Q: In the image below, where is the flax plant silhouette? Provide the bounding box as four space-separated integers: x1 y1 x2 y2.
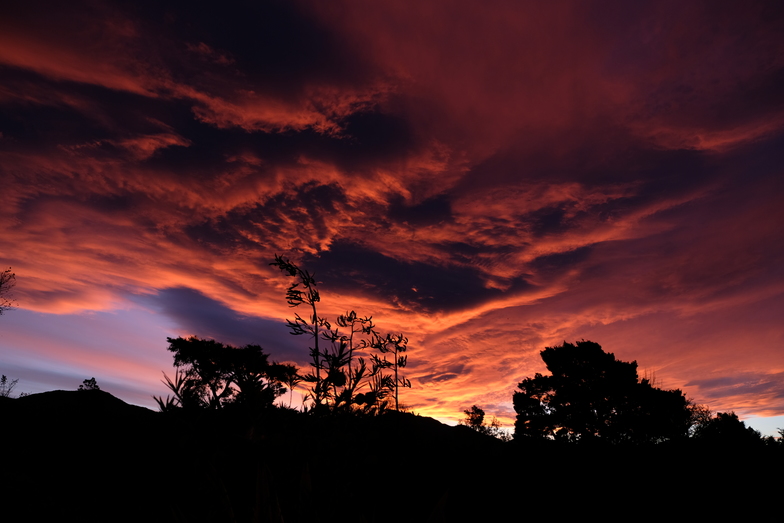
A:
271 255 410 414
0 267 15 315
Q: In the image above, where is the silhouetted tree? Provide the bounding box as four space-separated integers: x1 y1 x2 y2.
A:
771 428 784 447
462 405 486 430
0 267 15 315
281 364 303 408
156 336 294 410
461 405 512 441
0 374 18 398
688 402 714 436
692 411 763 446
513 340 692 444
78 377 100 391
156 368 201 410
271 255 411 414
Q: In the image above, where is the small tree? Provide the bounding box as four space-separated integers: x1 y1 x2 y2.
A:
462 405 487 431
281 366 303 408
78 377 100 391
692 411 764 446
461 405 512 441
0 268 15 315
688 403 713 437
0 375 19 398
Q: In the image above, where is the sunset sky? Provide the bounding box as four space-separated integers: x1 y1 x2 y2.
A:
2 0 783 433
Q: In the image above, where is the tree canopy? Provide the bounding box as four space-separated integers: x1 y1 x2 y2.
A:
513 340 692 444
460 405 511 441
0 267 15 315
155 336 298 411
78 377 100 391
691 411 764 446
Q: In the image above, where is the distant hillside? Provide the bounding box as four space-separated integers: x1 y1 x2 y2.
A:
1 390 165 521
1 390 780 521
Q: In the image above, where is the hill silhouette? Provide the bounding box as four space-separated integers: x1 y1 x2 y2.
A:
1 390 780 521
1 390 166 521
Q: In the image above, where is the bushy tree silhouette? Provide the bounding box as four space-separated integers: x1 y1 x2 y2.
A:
78 377 100 391
513 340 692 444
692 411 763 446
155 336 297 411
460 405 511 441
0 267 16 315
271 255 410 414
462 405 486 429
0 374 18 398
687 402 713 436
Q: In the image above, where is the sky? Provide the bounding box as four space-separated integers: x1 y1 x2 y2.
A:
1 0 783 433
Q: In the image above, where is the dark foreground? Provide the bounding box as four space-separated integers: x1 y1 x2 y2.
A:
1 390 779 522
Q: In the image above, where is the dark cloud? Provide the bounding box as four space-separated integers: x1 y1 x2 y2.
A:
418 373 458 384
303 241 532 314
388 194 452 227
184 219 257 253
134 0 369 91
141 111 416 185
526 206 574 237
686 373 784 402
417 363 470 385
530 247 593 276
185 181 350 252
335 109 414 161
139 287 302 362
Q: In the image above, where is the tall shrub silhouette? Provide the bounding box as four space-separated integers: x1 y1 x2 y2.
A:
154 336 297 411
460 405 511 441
270 255 329 408
271 254 410 413
692 411 763 445
0 267 16 315
78 377 100 391
0 374 18 398
513 340 692 443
